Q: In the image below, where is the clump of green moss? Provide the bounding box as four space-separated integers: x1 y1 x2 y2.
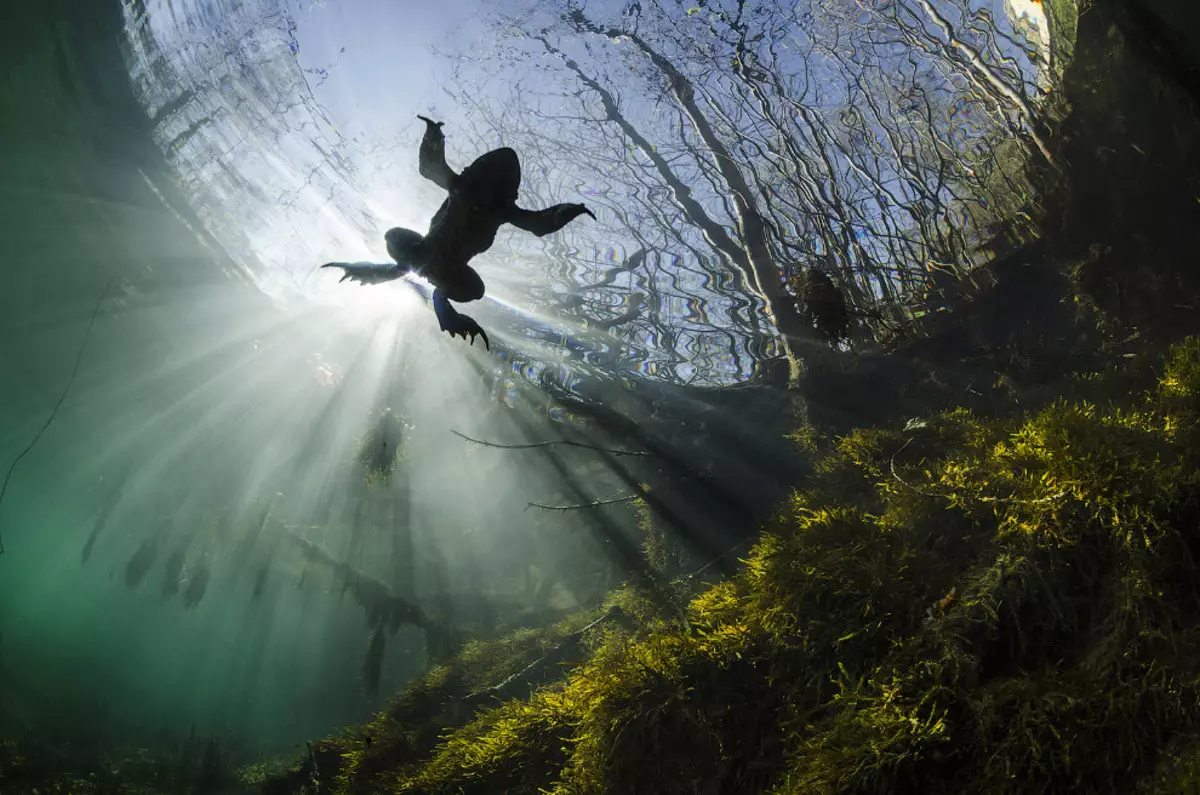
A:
323 605 634 794
284 338 1200 794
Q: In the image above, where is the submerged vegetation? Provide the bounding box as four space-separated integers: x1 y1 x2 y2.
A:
356 408 408 487
0 732 254 795
260 338 1200 794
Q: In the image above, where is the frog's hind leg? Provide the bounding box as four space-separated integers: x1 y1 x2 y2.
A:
432 283 489 350
439 264 485 303
507 203 597 237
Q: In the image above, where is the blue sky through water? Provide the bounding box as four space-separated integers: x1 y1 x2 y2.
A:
120 0 1053 384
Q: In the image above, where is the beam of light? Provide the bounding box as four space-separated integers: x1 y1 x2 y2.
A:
0 0 899 766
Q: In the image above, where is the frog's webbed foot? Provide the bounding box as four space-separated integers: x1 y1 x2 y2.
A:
508 203 596 237
417 114 444 133
433 289 490 350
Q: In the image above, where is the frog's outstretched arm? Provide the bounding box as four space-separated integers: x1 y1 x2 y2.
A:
417 115 459 191
507 203 596 237
320 261 410 286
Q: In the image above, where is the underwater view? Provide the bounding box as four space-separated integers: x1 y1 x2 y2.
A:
2 0 1200 791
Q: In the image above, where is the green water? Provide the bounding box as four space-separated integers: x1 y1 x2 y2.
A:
0 0 392 758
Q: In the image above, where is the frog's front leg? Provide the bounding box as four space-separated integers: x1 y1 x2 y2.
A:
321 261 408 285
417 115 459 191
507 203 596 237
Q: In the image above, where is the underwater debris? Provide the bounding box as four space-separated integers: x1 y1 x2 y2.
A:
252 561 269 600
356 408 408 486
181 560 210 609
363 627 386 696
162 552 184 600
235 505 273 558
124 536 158 589
285 531 443 639
80 527 100 565
81 468 131 565
161 548 185 599
101 276 139 318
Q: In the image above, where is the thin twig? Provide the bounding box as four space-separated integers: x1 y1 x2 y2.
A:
682 536 756 583
452 429 650 457
0 279 115 557
525 495 642 511
976 490 1068 506
889 438 922 493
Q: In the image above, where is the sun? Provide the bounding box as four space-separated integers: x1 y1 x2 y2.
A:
329 277 416 320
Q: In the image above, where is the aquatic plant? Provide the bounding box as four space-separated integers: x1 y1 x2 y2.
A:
355 408 408 487
124 535 159 589
270 337 1200 794
181 558 211 609
162 548 185 599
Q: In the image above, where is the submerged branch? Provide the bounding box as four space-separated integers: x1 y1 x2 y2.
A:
525 495 642 512
284 529 431 631
451 430 650 457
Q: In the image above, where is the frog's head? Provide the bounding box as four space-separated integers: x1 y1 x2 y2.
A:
385 227 427 268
